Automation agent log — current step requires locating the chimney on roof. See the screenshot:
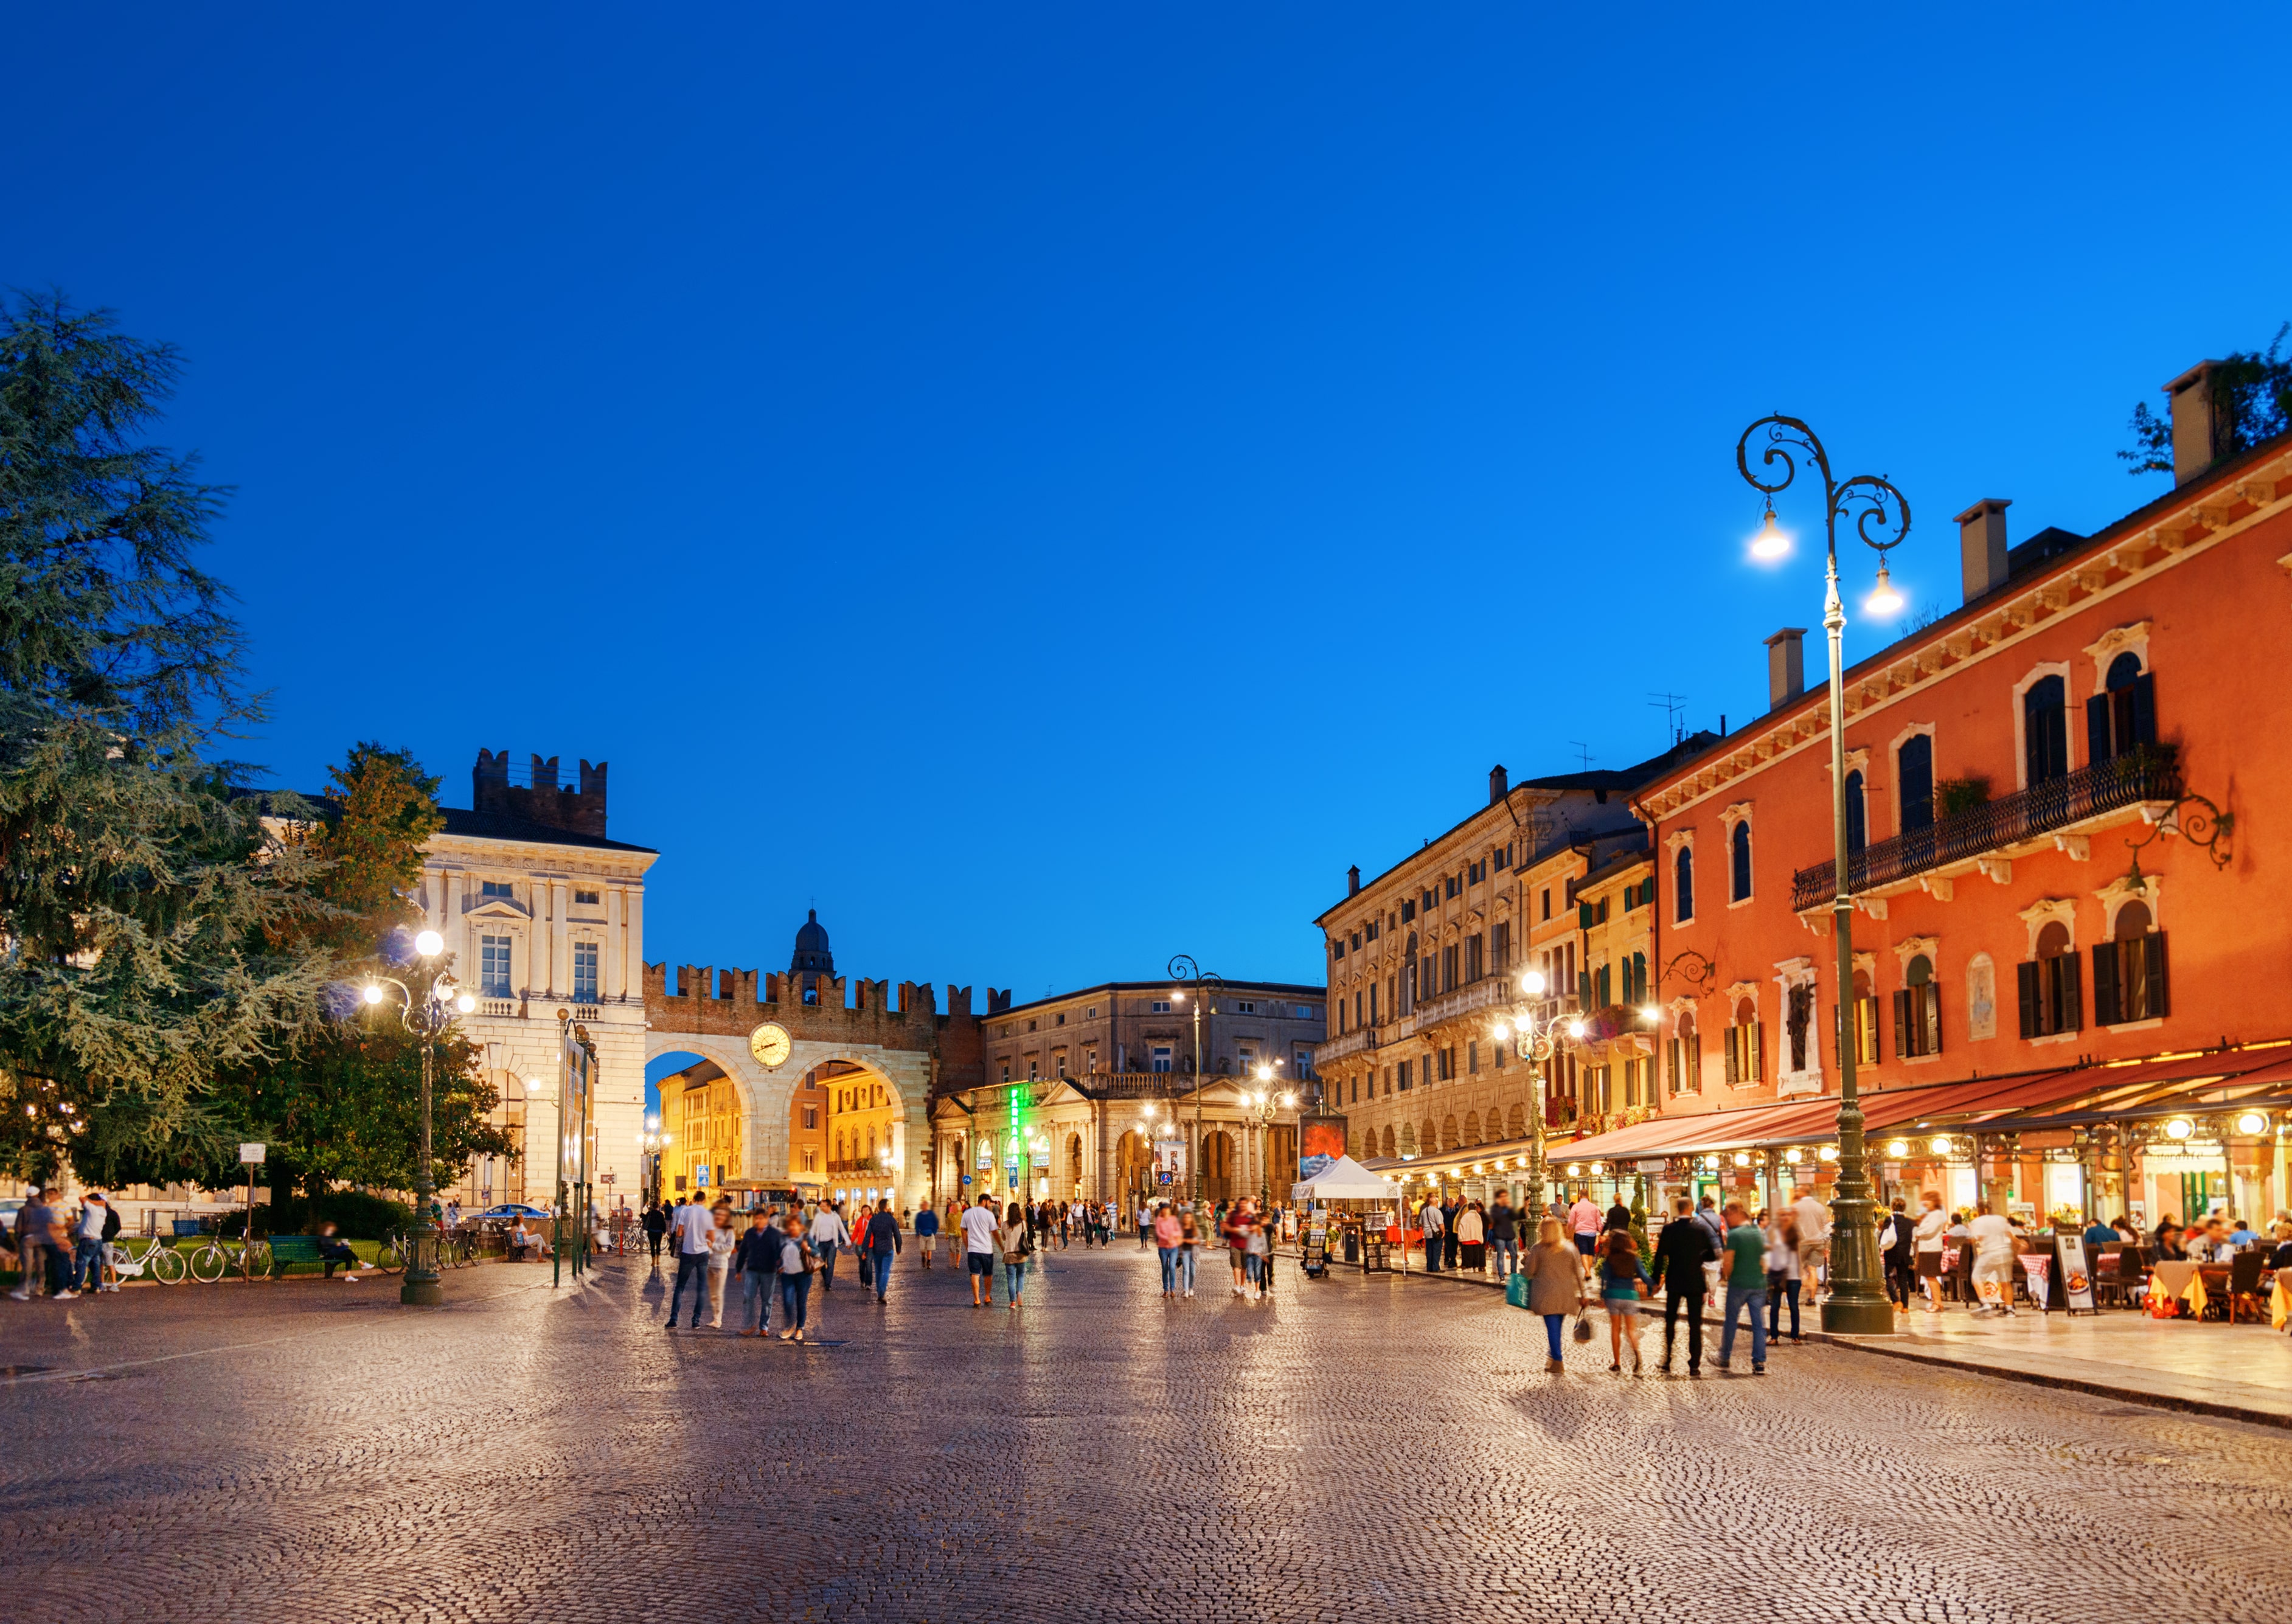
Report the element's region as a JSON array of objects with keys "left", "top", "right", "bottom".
[
  {"left": 2167, "top": 361, "right": 2229, "bottom": 485},
  {"left": 1347, "top": 864, "right": 1361, "bottom": 897},
  {"left": 1488, "top": 763, "right": 1509, "bottom": 805},
  {"left": 1956, "top": 498, "right": 2010, "bottom": 602},
  {"left": 1764, "top": 628, "right": 1806, "bottom": 712}
]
